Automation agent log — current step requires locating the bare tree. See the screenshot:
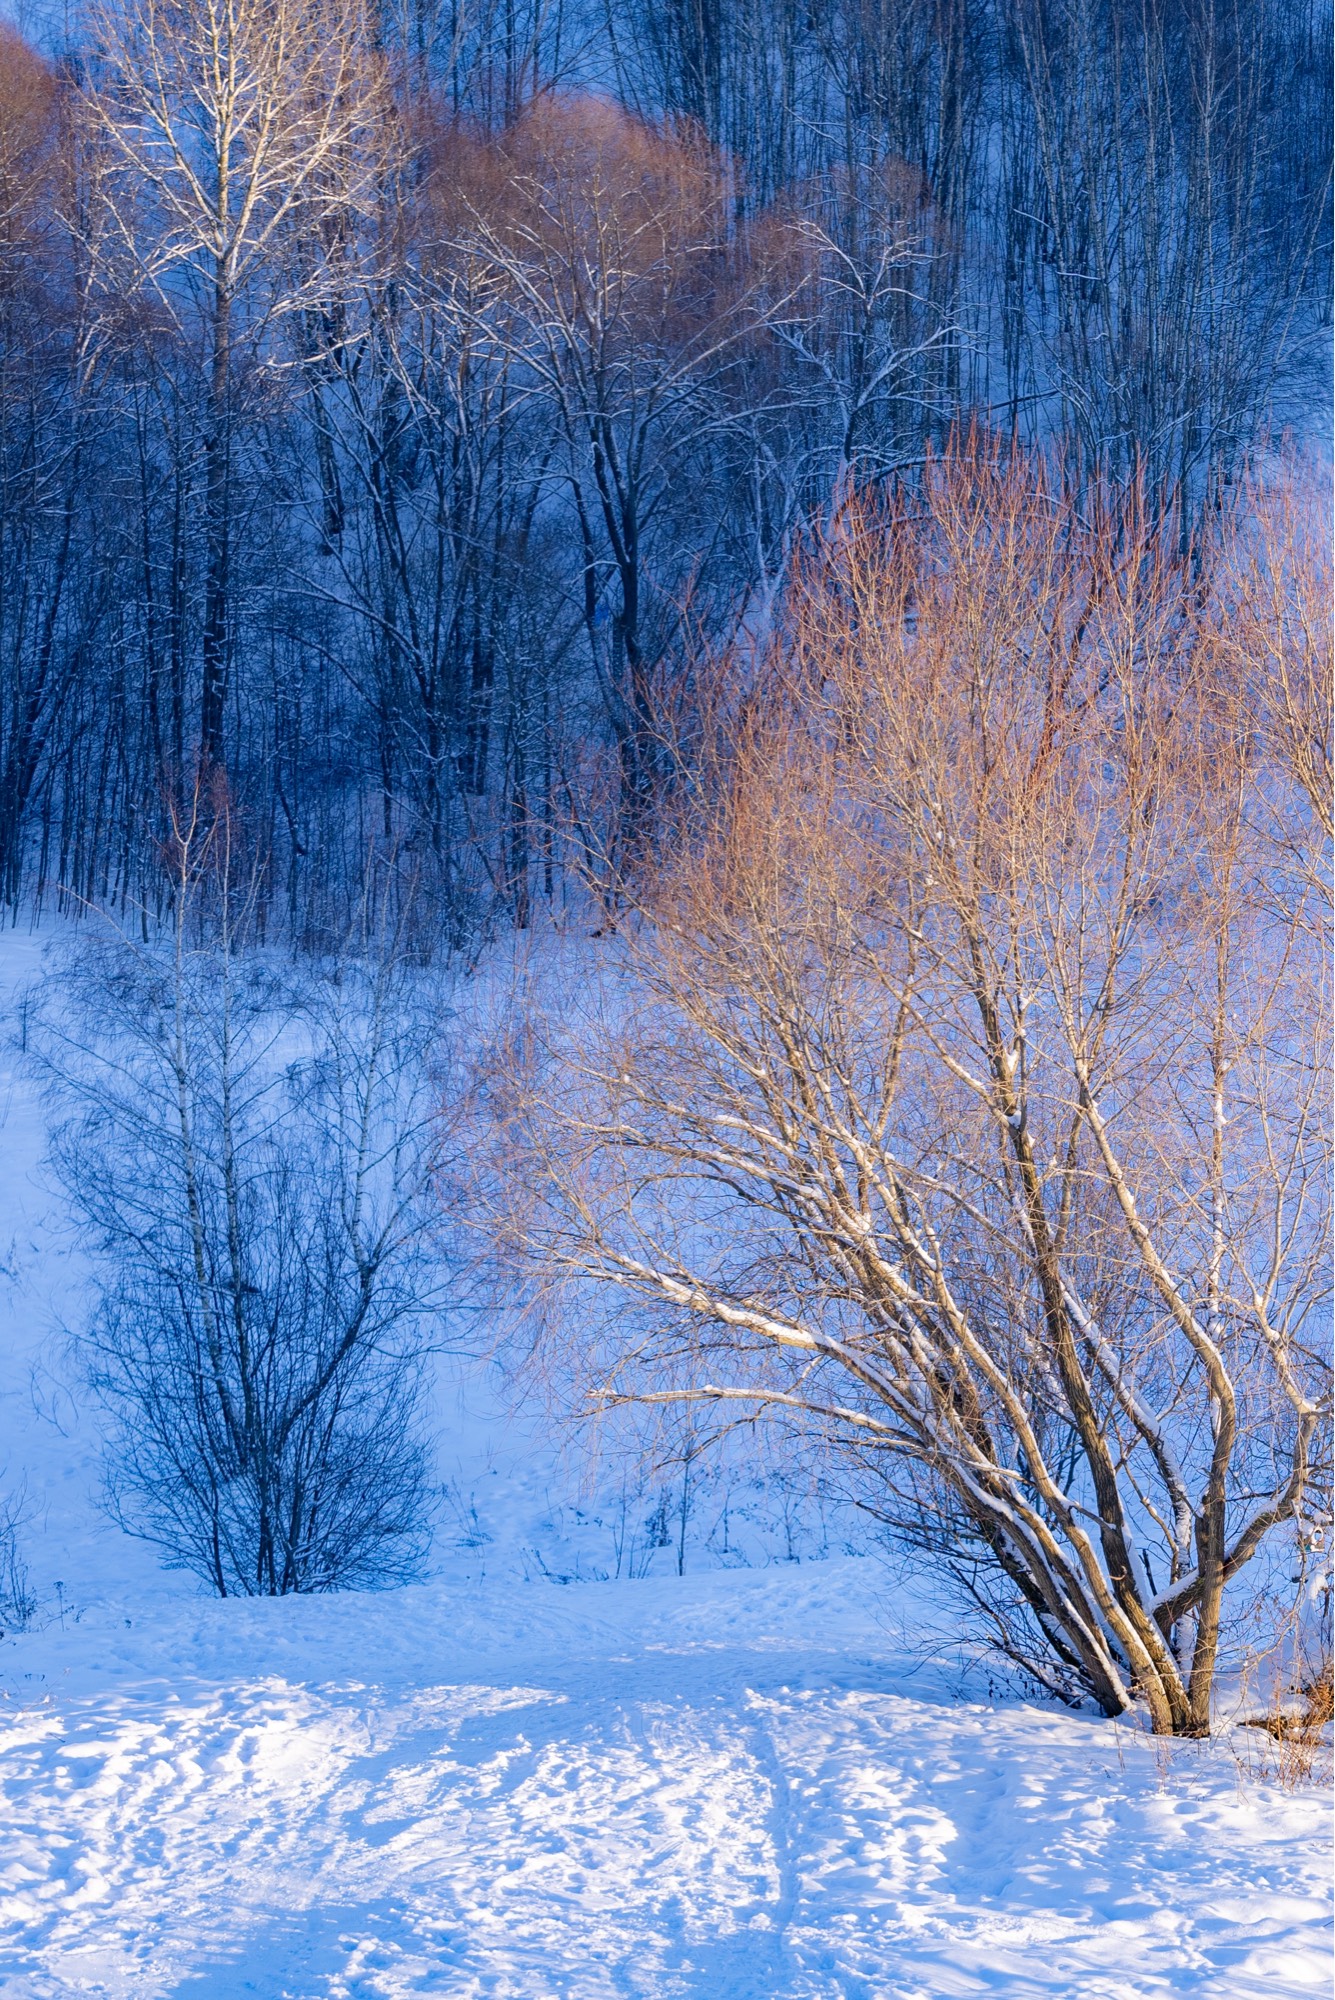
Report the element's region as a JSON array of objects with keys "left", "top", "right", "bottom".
[
  {"left": 1000, "top": 0, "right": 1331, "bottom": 504},
  {"left": 761, "top": 158, "right": 958, "bottom": 494},
  {"left": 0, "top": 27, "right": 118, "bottom": 910},
  {"left": 298, "top": 109, "right": 565, "bottom": 922},
  {"left": 1220, "top": 471, "right": 1334, "bottom": 847},
  {"left": 0, "top": 1479, "right": 35, "bottom": 1635},
  {"left": 82, "top": 0, "right": 392, "bottom": 767},
  {"left": 29, "top": 783, "right": 444, "bottom": 1595},
  {"left": 445, "top": 98, "right": 775, "bottom": 832},
  {"left": 485, "top": 441, "right": 1331, "bottom": 1734}
]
